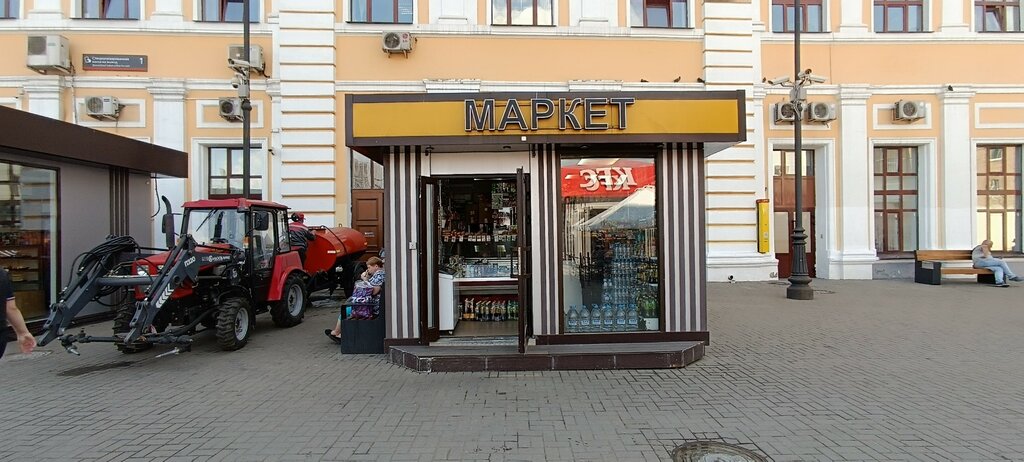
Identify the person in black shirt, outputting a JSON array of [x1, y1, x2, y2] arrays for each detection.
[[288, 212, 315, 264], [1, 268, 35, 359]]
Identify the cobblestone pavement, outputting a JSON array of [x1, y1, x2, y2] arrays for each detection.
[[3, 279, 1024, 461]]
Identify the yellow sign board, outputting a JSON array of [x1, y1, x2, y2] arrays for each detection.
[[346, 91, 745, 147]]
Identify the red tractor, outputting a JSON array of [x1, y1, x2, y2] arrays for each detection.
[[36, 197, 367, 355]]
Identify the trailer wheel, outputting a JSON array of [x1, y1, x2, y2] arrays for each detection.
[[216, 297, 253, 351], [270, 273, 308, 327], [113, 301, 152, 354]]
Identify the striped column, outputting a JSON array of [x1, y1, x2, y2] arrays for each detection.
[[659, 144, 707, 332], [703, 0, 776, 281], [277, 0, 338, 227], [531, 144, 561, 336], [383, 147, 423, 340]]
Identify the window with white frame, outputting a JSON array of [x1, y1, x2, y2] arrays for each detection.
[[975, 0, 1022, 32], [0, 0, 19, 18], [80, 0, 140, 19], [629, 0, 689, 28], [772, 0, 825, 32], [976, 145, 1022, 253], [199, 0, 259, 23], [208, 146, 264, 199], [351, 0, 414, 23], [874, 0, 926, 32], [492, 0, 554, 25]]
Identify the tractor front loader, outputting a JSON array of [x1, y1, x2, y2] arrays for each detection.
[[36, 198, 337, 356]]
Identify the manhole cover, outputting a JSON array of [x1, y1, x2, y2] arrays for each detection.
[[672, 441, 769, 462], [0, 350, 53, 362]]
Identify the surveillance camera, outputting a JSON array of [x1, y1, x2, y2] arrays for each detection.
[[804, 74, 828, 84], [768, 76, 791, 86], [230, 76, 241, 89], [228, 58, 252, 69]]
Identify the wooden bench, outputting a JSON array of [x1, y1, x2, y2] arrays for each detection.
[[914, 250, 995, 285], [339, 284, 386, 354]]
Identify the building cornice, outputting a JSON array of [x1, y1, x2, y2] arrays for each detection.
[[147, 79, 188, 99]]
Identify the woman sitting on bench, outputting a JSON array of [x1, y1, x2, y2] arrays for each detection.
[[326, 256, 385, 343]]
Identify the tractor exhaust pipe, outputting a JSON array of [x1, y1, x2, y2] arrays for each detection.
[[160, 195, 175, 249]]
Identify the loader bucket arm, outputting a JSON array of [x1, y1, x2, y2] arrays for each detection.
[[36, 236, 143, 347], [123, 235, 242, 343]]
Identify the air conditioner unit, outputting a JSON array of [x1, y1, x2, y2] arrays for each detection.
[[85, 96, 121, 121], [808, 102, 837, 122], [227, 44, 265, 74], [382, 31, 413, 54], [219, 97, 243, 121], [27, 35, 71, 74], [894, 100, 926, 121], [773, 102, 801, 123]]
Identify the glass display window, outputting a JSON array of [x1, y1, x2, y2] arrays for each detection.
[[560, 156, 660, 334], [437, 178, 518, 278], [0, 161, 57, 320]]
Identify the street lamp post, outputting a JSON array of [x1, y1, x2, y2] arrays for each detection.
[[788, 0, 811, 300], [767, 0, 824, 300], [241, 0, 252, 199]]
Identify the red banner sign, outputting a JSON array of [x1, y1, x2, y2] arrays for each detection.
[[561, 163, 655, 198]]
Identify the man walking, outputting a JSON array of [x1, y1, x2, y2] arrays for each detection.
[[972, 239, 1023, 288]]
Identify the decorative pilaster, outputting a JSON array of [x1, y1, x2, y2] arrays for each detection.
[[278, 0, 338, 228], [940, 0, 970, 34], [839, 0, 869, 35], [147, 79, 188, 247], [150, 0, 185, 22], [940, 86, 977, 249], [23, 78, 63, 121], [27, 0, 64, 21], [702, 0, 776, 281], [267, 80, 284, 204], [834, 85, 876, 279]]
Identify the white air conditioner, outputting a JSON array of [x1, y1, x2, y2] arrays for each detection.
[[382, 31, 413, 53], [808, 102, 837, 122], [27, 35, 71, 74], [85, 96, 121, 120], [227, 44, 265, 74], [773, 102, 801, 123], [894, 100, 926, 121], [219, 97, 243, 121]]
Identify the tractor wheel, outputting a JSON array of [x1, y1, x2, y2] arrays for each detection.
[[216, 297, 253, 351], [113, 301, 152, 354], [270, 273, 309, 328]]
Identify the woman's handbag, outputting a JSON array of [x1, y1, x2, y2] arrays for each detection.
[[348, 281, 377, 319]]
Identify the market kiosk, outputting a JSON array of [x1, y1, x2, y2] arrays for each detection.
[[345, 91, 745, 370]]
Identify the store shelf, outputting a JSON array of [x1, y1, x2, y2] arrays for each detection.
[[453, 277, 516, 284]]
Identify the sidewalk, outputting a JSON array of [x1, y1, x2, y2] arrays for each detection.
[[2, 279, 1023, 461]]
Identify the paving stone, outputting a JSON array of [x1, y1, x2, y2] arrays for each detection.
[[4, 281, 1024, 460]]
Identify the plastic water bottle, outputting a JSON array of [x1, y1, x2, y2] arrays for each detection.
[[567, 305, 579, 333], [580, 305, 592, 332], [615, 304, 627, 331], [591, 304, 602, 332], [602, 303, 614, 332], [626, 304, 639, 331]]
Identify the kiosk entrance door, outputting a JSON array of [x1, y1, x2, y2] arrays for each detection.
[[419, 174, 530, 347]]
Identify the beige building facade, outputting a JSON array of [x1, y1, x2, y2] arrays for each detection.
[[1, 0, 1022, 283]]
